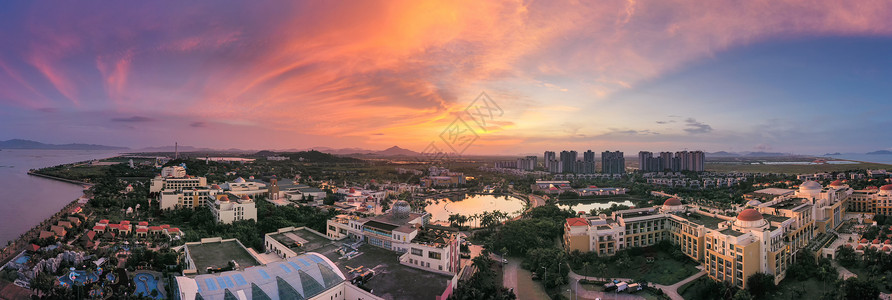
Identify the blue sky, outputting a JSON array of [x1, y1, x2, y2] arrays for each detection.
[[0, 1, 891, 154]]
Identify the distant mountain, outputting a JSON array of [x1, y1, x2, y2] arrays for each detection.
[[867, 150, 892, 155], [137, 145, 220, 152], [297, 146, 419, 156], [0, 139, 128, 150], [373, 146, 419, 156], [743, 152, 796, 157], [706, 151, 740, 157]]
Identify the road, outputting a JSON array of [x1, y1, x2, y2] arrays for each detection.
[[651, 270, 705, 300], [566, 267, 641, 300], [503, 257, 550, 300]]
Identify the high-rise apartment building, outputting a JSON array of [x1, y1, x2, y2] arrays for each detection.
[[583, 150, 595, 163], [639, 150, 705, 172], [544, 151, 556, 169], [560, 150, 578, 173], [601, 151, 625, 174]]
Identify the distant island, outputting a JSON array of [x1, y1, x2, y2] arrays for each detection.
[[867, 150, 892, 155], [823, 152, 842, 156], [0, 139, 128, 150]]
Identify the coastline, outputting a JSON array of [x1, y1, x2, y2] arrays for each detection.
[[26, 170, 93, 187], [0, 197, 84, 267]]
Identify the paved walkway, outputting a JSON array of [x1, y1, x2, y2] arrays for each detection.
[[651, 270, 706, 300], [566, 267, 640, 300], [830, 260, 857, 280], [503, 257, 549, 300]]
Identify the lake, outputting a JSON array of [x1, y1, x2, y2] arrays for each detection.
[[0, 149, 120, 245], [424, 194, 526, 227]]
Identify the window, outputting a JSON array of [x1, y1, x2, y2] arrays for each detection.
[[429, 252, 442, 260], [411, 248, 423, 256]]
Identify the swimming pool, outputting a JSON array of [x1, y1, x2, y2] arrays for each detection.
[[13, 255, 29, 264], [133, 273, 164, 299], [57, 269, 99, 287]]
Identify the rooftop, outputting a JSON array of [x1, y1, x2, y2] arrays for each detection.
[[325, 244, 451, 300], [178, 252, 344, 300], [268, 228, 334, 254], [763, 214, 791, 223], [769, 199, 805, 210], [412, 225, 458, 248], [720, 228, 746, 237], [185, 239, 260, 275], [674, 212, 727, 229]]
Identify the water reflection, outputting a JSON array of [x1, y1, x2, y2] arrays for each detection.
[[424, 194, 525, 226]]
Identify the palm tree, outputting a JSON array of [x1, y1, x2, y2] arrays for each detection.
[[583, 261, 590, 280]]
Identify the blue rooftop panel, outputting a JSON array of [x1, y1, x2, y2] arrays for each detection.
[[233, 274, 248, 286], [309, 255, 324, 263], [279, 264, 292, 273], [204, 278, 218, 291], [288, 262, 302, 271], [216, 277, 227, 289], [258, 269, 271, 280], [223, 276, 235, 288], [297, 259, 310, 267]]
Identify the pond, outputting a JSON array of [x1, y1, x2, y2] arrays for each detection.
[[424, 194, 526, 227], [557, 199, 635, 214]]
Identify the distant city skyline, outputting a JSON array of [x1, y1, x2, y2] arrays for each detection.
[[1, 2, 892, 154]]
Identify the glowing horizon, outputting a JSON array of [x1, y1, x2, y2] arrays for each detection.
[[2, 1, 892, 155]]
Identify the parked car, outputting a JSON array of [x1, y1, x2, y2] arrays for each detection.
[[627, 283, 642, 293], [616, 282, 628, 292]]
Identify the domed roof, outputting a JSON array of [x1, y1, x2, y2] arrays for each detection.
[[861, 238, 868, 243], [663, 198, 682, 206], [874, 239, 881, 244], [240, 195, 250, 200], [800, 181, 822, 190], [233, 177, 246, 183], [867, 186, 879, 190], [881, 184, 892, 191], [211, 184, 221, 189], [219, 195, 230, 202], [830, 180, 844, 187], [746, 200, 762, 207], [857, 245, 864, 250], [737, 209, 763, 222]]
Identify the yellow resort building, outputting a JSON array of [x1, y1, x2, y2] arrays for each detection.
[[564, 180, 851, 289]]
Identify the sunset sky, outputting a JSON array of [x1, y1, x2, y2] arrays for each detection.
[[1, 1, 892, 155]]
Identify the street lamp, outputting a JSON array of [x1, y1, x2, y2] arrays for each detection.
[[541, 266, 547, 286], [575, 278, 580, 300]]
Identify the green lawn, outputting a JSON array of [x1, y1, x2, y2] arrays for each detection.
[[574, 249, 699, 285], [773, 278, 827, 300], [679, 277, 712, 299]]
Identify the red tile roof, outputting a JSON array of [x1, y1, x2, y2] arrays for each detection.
[[136, 228, 148, 233], [93, 225, 105, 231], [99, 219, 109, 224], [86, 231, 96, 240], [167, 228, 180, 233], [149, 226, 162, 231], [566, 218, 588, 227], [138, 221, 149, 226], [28, 244, 40, 252], [120, 220, 130, 225]]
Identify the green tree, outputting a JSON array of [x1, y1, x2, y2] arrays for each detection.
[[745, 273, 776, 300], [732, 289, 754, 300], [842, 277, 879, 300]]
